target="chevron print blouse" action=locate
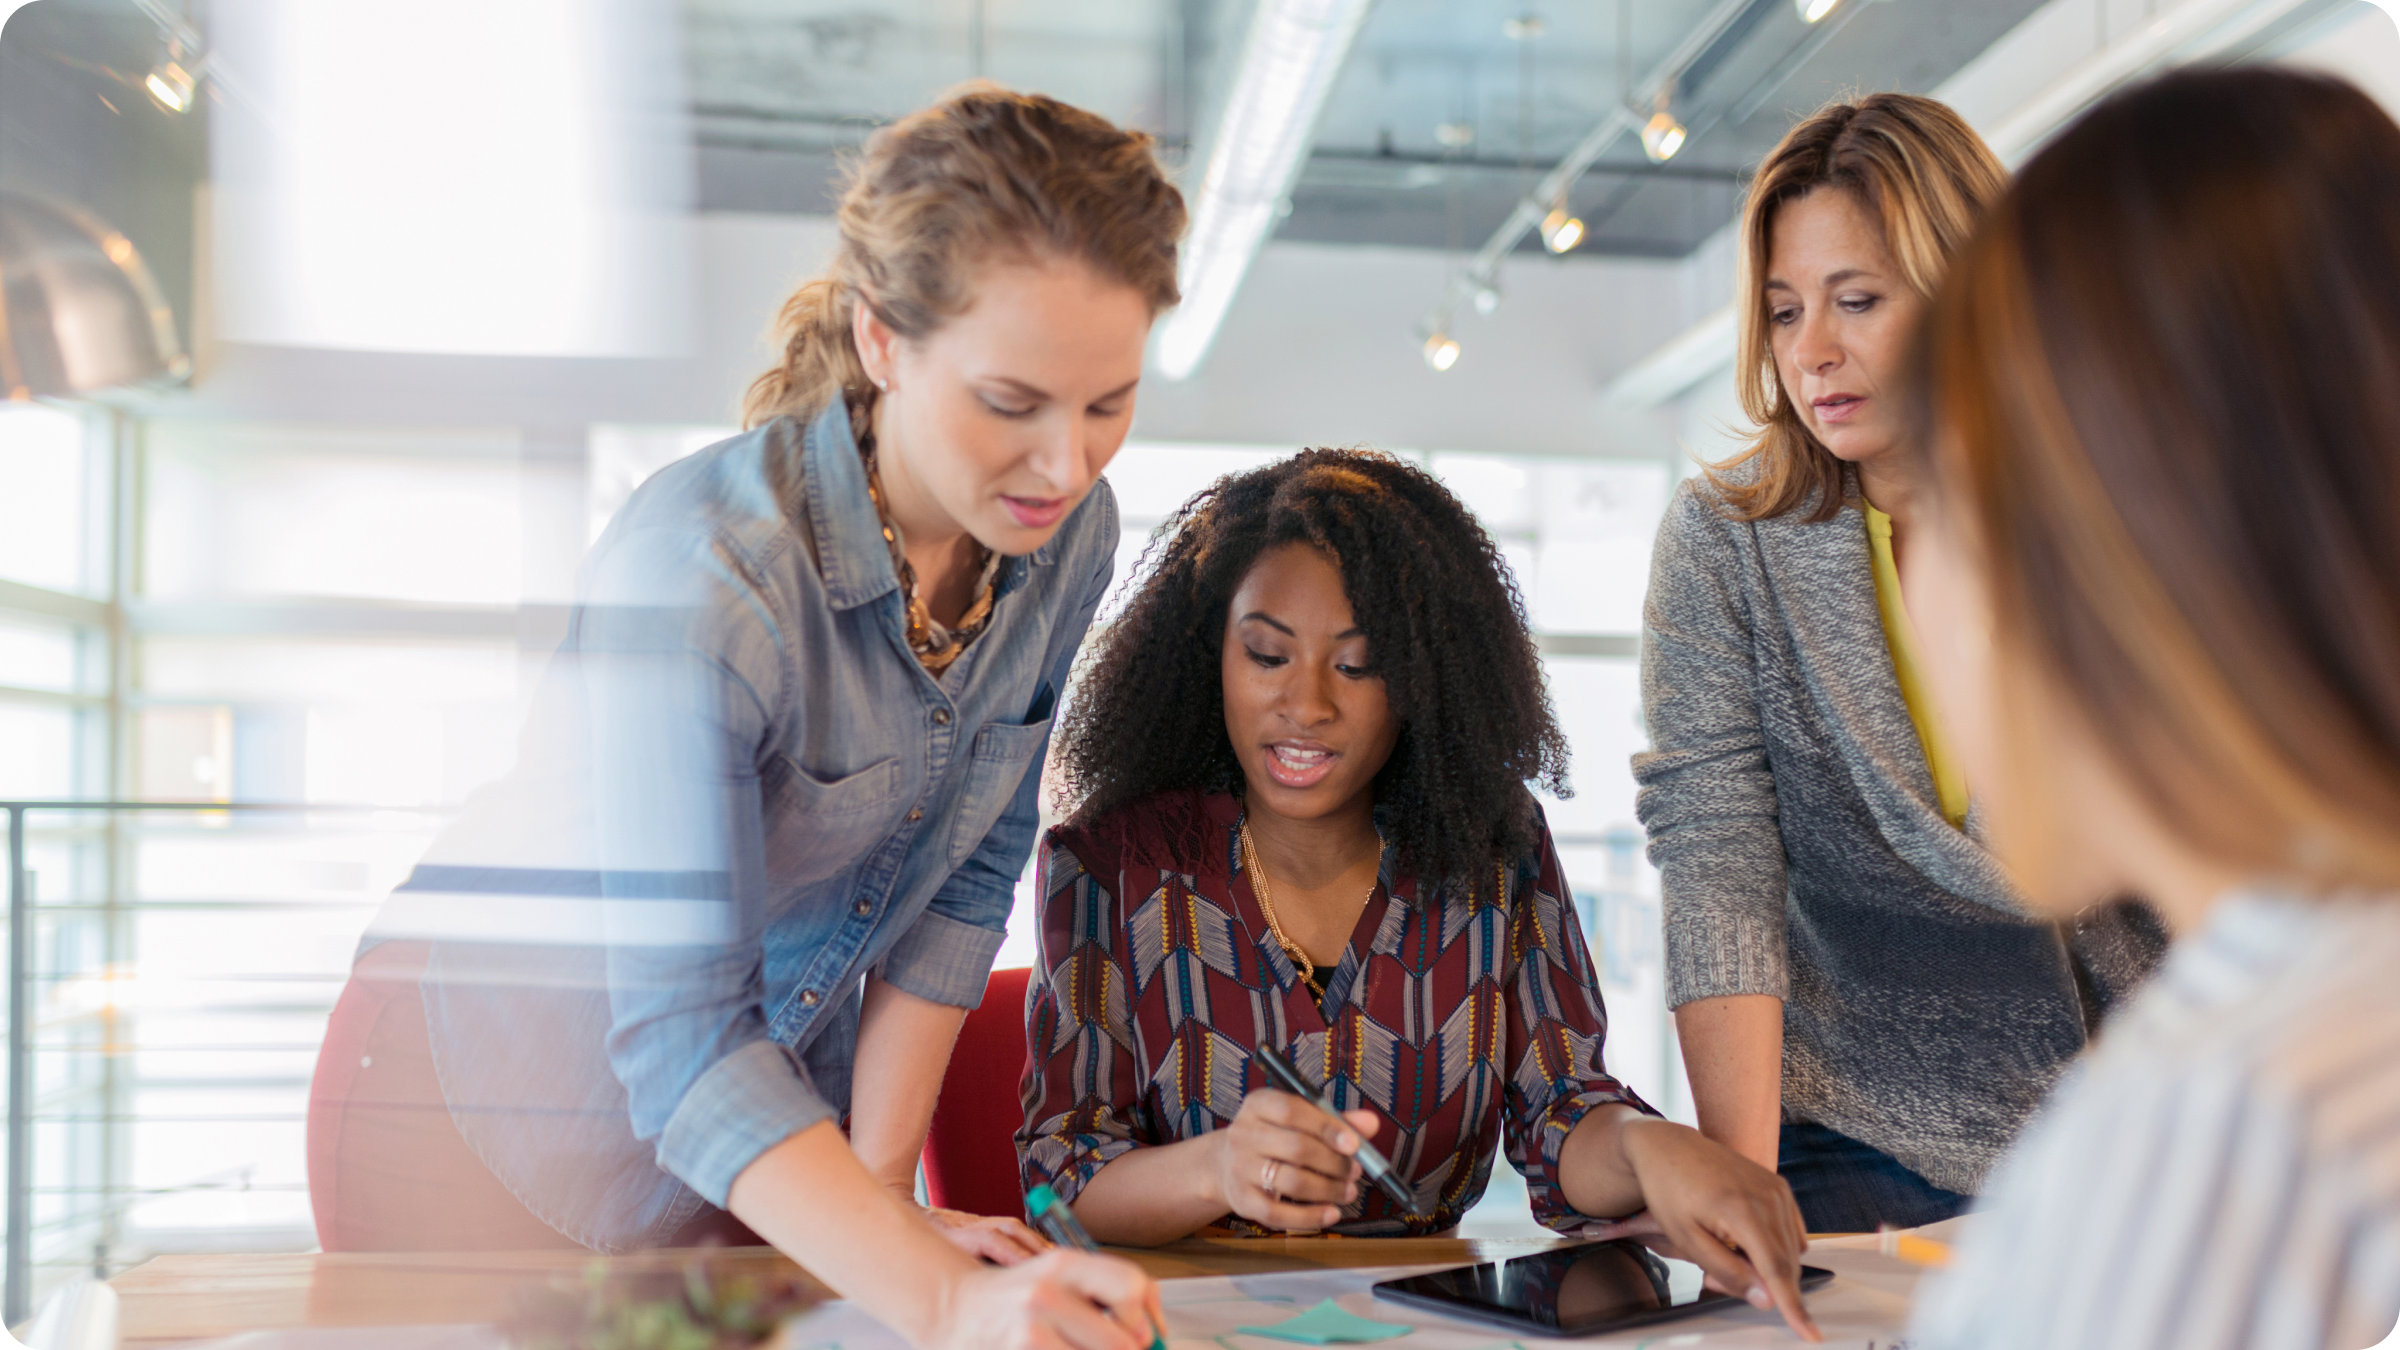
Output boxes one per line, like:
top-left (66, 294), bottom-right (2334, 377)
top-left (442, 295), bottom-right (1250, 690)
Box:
top-left (1015, 787), bottom-right (1652, 1236)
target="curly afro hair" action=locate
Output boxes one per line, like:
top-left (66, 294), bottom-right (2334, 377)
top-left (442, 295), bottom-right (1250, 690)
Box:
top-left (1055, 448), bottom-right (1569, 902)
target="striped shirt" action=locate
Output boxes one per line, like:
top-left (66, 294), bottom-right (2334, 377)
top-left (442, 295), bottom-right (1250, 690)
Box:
top-left (1914, 891), bottom-right (2400, 1350)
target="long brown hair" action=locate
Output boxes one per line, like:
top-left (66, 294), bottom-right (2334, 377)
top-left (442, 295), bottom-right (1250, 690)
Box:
top-left (1710, 93), bottom-right (2006, 522)
top-left (741, 84), bottom-right (1186, 434)
top-left (1916, 66), bottom-right (2400, 888)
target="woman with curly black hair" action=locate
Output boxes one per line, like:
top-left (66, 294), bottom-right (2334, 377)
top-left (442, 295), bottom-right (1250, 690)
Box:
top-left (1016, 450), bottom-right (1819, 1340)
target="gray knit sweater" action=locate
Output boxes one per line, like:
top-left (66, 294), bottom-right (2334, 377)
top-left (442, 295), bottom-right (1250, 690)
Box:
top-left (1633, 475), bottom-right (2164, 1196)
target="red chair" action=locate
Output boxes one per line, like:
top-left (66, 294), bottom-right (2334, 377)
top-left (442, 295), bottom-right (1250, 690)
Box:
top-left (921, 965), bottom-right (1036, 1219)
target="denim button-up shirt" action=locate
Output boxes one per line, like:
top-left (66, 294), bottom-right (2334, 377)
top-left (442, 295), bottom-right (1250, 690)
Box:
top-left (380, 403), bottom-right (1115, 1247)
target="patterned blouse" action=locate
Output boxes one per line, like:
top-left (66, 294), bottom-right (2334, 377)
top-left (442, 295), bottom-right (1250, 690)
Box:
top-left (1015, 788), bottom-right (1651, 1236)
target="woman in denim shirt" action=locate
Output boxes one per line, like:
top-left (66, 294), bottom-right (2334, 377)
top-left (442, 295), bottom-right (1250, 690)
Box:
top-left (308, 88), bottom-right (1184, 1350)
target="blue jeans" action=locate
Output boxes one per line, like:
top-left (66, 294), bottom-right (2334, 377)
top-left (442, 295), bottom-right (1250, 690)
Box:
top-left (1778, 1121), bottom-right (1969, 1233)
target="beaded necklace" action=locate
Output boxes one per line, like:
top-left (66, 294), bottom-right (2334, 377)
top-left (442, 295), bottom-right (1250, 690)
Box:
top-left (861, 439), bottom-right (999, 676)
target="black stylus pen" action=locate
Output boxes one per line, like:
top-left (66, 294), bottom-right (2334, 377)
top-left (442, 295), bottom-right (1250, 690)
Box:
top-left (1253, 1045), bottom-right (1420, 1218)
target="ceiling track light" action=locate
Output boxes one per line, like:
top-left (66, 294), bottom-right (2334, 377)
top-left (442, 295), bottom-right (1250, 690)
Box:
top-left (1540, 205), bottom-right (1585, 254)
top-left (1422, 329), bottom-right (1460, 372)
top-left (133, 2), bottom-right (207, 115)
top-left (146, 53), bottom-right (195, 113)
top-left (1471, 280), bottom-right (1501, 316)
top-left (1798, 0), bottom-right (1843, 22)
top-left (1640, 108), bottom-right (1688, 162)
top-left (1639, 86), bottom-right (1687, 164)
top-left (1417, 0), bottom-right (1761, 347)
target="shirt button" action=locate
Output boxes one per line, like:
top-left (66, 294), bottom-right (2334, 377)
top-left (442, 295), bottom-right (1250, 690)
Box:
top-left (907, 807), bottom-right (924, 822)
top-left (853, 899), bottom-right (872, 917)
top-left (799, 989), bottom-right (821, 1007)
top-left (931, 708), bottom-right (953, 726)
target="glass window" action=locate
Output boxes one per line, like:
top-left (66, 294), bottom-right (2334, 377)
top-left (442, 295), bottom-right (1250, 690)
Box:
top-left (1104, 442), bottom-right (1283, 521)
top-left (0, 616), bottom-right (96, 695)
top-left (139, 637), bottom-right (525, 807)
top-left (1095, 443), bottom-right (1295, 622)
top-left (0, 704), bottom-right (76, 797)
top-left (588, 424), bottom-right (737, 543)
top-left (1426, 452), bottom-right (1535, 536)
top-left (140, 634), bottom-right (522, 705)
top-left (1529, 462), bottom-right (1668, 636)
top-left (141, 421), bottom-right (533, 605)
top-left (0, 402), bottom-right (101, 596)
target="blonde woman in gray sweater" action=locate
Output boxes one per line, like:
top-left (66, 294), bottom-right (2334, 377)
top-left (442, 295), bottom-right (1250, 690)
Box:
top-left (1634, 93), bottom-right (2162, 1233)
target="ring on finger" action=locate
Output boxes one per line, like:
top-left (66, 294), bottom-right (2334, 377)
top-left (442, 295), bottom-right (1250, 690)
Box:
top-left (1261, 1159), bottom-right (1279, 1194)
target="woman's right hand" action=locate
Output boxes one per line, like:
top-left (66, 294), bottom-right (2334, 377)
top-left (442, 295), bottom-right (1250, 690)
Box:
top-left (1209, 1090), bottom-right (1380, 1231)
top-left (1615, 1115), bottom-right (1819, 1342)
top-left (926, 1249), bottom-right (1164, 1350)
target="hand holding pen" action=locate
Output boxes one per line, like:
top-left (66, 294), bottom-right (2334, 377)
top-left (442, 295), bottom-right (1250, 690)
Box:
top-left (1025, 1186), bottom-right (1169, 1350)
top-left (1207, 1046), bottom-right (1420, 1232)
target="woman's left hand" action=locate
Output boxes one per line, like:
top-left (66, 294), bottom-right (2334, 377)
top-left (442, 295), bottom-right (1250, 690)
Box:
top-left (919, 1204), bottom-right (1050, 1265)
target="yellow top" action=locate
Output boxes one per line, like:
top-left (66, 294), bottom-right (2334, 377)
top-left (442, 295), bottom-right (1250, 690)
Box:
top-left (1863, 499), bottom-right (1969, 828)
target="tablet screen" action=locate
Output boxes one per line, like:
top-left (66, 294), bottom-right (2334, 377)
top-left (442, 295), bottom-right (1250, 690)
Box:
top-left (1373, 1240), bottom-right (1833, 1337)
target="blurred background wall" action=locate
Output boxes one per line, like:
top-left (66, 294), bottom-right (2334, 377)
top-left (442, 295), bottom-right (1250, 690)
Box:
top-left (0, 0), bottom-right (2393, 1296)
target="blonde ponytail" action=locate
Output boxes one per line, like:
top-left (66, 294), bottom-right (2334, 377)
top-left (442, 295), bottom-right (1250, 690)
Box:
top-left (741, 83), bottom-right (1186, 433)
top-left (743, 278), bottom-right (872, 436)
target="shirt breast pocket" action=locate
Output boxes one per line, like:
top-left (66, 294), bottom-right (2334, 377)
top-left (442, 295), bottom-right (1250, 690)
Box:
top-left (764, 754), bottom-right (904, 885)
top-left (945, 717), bottom-right (1052, 871)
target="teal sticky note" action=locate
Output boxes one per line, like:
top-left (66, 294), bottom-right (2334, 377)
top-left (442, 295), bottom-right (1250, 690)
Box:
top-left (1234, 1298), bottom-right (1414, 1344)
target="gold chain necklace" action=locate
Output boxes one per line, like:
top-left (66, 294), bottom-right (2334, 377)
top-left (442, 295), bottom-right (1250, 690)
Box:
top-left (1237, 816), bottom-right (1380, 990)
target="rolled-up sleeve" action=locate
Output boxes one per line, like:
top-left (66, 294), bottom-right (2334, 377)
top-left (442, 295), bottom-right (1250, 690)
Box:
top-left (1015, 833), bottom-right (1145, 1206)
top-left (576, 525), bottom-right (833, 1206)
top-left (877, 908), bottom-right (1011, 1011)
top-left (887, 486), bottom-right (1119, 1010)
top-left (655, 1040), bottom-right (837, 1204)
top-left (1501, 824), bottom-right (1656, 1232)
top-left (1635, 484), bottom-right (1792, 1008)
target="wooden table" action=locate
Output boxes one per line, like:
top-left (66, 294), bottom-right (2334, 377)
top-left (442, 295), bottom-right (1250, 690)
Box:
top-left (110, 1237), bottom-right (1575, 1350)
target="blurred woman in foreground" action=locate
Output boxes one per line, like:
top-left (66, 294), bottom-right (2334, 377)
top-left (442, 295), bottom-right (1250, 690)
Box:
top-left (1906, 67), bottom-right (2400, 1350)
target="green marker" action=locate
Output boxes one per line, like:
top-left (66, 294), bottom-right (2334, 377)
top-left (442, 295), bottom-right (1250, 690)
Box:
top-left (1024, 1184), bottom-right (1167, 1350)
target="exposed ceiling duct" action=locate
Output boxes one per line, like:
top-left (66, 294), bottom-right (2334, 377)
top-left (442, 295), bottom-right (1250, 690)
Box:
top-left (1151, 0), bottom-right (1377, 381)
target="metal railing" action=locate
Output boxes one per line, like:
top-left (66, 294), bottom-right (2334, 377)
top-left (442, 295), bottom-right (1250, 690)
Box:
top-left (1, 800), bottom-right (445, 1323)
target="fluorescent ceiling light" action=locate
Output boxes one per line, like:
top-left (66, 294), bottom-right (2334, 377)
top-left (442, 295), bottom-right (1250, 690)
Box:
top-left (1153, 0), bottom-right (1374, 380)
